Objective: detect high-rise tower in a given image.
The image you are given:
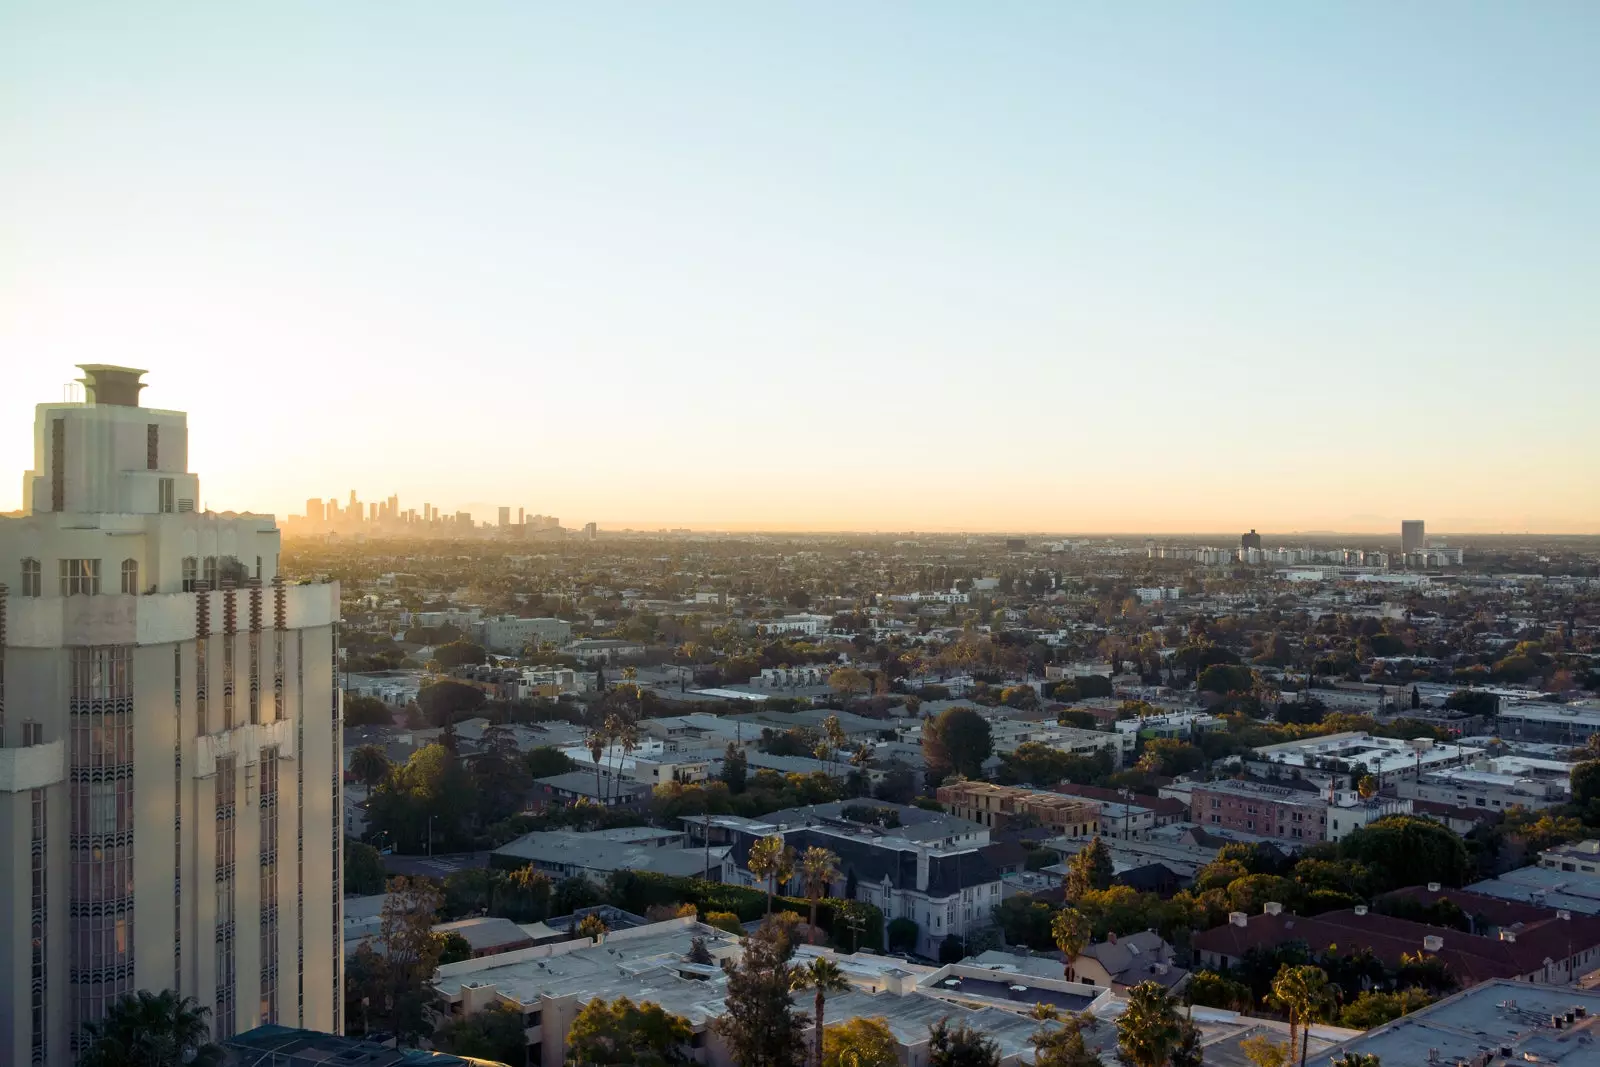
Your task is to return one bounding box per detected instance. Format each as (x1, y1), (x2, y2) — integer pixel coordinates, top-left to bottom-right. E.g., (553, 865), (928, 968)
(1401, 519), (1426, 554)
(0, 366), (343, 1062)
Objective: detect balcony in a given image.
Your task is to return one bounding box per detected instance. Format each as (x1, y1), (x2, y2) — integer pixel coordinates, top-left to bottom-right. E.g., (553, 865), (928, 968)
(0, 740), (67, 792)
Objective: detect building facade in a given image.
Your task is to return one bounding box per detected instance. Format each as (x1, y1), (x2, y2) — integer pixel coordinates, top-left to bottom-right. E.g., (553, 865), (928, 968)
(1188, 780), (1328, 843)
(0, 367), (342, 1063)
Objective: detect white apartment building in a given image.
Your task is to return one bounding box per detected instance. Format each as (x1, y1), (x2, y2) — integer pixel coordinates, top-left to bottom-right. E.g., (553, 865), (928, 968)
(0, 367), (342, 1064)
(478, 615), (571, 655)
(757, 613), (832, 636)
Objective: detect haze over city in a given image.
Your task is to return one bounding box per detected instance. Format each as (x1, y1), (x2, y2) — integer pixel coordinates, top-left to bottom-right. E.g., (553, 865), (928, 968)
(4, 2), (1597, 533)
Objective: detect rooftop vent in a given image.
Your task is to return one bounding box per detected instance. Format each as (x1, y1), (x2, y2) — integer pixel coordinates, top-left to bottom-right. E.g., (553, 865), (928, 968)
(1263, 902), (1284, 916)
(1423, 935), (1444, 952)
(77, 364), (147, 407)
(1428, 882), (1442, 892)
(1354, 905), (1369, 916)
(1229, 912), (1248, 928)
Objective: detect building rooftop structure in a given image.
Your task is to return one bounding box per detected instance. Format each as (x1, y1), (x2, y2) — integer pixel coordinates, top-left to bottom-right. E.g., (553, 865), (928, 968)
(1250, 731), (1482, 780)
(491, 830), (721, 881)
(1465, 865), (1600, 917)
(1319, 979), (1600, 1067)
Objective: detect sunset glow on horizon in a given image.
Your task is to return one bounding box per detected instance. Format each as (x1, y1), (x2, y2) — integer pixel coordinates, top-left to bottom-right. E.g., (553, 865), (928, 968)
(4, 3), (1596, 534)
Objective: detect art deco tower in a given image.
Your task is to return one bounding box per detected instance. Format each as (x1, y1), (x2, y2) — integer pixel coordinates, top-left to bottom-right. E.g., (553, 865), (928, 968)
(0, 366), (343, 1063)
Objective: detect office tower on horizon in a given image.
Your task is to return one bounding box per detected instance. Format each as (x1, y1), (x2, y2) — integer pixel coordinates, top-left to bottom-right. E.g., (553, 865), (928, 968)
(1402, 519), (1426, 554)
(0, 366), (343, 1062)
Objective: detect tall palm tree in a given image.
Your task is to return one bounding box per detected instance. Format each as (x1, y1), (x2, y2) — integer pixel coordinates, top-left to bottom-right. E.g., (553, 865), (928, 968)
(1116, 980), (1182, 1067)
(78, 989), (224, 1067)
(350, 744), (391, 791)
(1269, 964), (1336, 1067)
(586, 726), (608, 804)
(747, 834), (792, 915)
(800, 847), (841, 945)
(1051, 907), (1091, 981)
(794, 958), (850, 1067)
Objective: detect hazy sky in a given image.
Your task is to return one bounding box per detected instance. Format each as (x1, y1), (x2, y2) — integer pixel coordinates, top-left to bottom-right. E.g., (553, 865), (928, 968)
(3, 3), (1597, 533)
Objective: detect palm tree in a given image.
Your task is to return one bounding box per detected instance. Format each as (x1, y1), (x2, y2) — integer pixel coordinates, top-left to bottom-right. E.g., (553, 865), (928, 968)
(800, 847), (841, 945)
(78, 988), (224, 1067)
(350, 744), (391, 791)
(794, 958), (851, 1067)
(586, 726), (608, 804)
(1051, 908), (1091, 980)
(1269, 964), (1336, 1067)
(747, 834), (789, 915)
(1116, 980), (1182, 1067)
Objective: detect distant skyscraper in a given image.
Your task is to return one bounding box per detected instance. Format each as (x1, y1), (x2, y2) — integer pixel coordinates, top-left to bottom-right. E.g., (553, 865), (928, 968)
(0, 366), (343, 1060)
(497, 506), (511, 527)
(583, 522), (597, 540)
(1402, 520), (1426, 554)
(305, 497), (324, 523)
(1240, 529), (1262, 551)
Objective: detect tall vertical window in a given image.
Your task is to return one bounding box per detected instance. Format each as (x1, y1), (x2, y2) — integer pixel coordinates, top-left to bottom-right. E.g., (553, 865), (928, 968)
(30, 789), (47, 1066)
(59, 558), (101, 596)
(67, 647), (135, 1052)
(21, 558), (42, 597)
(51, 418), (65, 511)
(182, 557), (198, 592)
(203, 556), (218, 589)
(255, 556), (263, 581)
(158, 478), (175, 514)
(146, 423), (159, 469)
(214, 756), (238, 1038)
(173, 647), (183, 993)
(259, 748), (280, 1024)
(120, 559), (139, 594)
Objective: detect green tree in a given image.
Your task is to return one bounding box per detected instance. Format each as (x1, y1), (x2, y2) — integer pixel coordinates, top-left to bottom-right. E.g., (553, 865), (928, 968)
(1338, 815), (1468, 891)
(711, 917), (809, 1067)
(434, 1002), (527, 1065)
(1186, 970), (1252, 1012)
(1029, 1012), (1105, 1067)
(795, 958), (851, 1067)
(438, 931), (473, 964)
(1269, 965), (1335, 1067)
(1170, 1014), (1204, 1067)
(928, 1016), (1001, 1067)
(345, 839), (386, 895)
(887, 917), (919, 952)
(722, 742), (749, 793)
(579, 913), (611, 940)
(1571, 759), (1600, 806)
(922, 707), (994, 783)
(1338, 989), (1436, 1029)
(490, 865), (553, 923)
(435, 640), (488, 669)
(1240, 1034), (1292, 1067)
(526, 745), (576, 779)
(1067, 838), (1115, 900)
(351, 743), (392, 790)
(344, 876), (450, 1044)
(822, 1016), (899, 1067)
(417, 678), (488, 728)
(1052, 907), (1091, 978)
(1117, 981), (1183, 1067)
(344, 693), (396, 726)
(78, 989), (223, 1067)
(567, 995), (695, 1065)
(800, 846), (841, 945)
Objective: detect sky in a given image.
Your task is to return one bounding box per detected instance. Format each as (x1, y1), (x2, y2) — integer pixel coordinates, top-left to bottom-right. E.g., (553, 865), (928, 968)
(2, 2), (1597, 534)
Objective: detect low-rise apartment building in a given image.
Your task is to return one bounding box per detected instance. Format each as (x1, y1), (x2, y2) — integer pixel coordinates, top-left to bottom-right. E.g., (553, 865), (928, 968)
(1189, 779), (1329, 843)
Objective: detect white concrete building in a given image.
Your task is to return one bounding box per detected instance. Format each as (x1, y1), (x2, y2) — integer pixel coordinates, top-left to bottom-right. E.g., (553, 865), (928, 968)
(0, 367), (343, 1063)
(757, 613), (832, 636)
(478, 615), (571, 654)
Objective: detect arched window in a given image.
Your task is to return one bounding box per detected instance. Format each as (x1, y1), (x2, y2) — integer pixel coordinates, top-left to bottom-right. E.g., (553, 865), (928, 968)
(21, 557), (42, 597)
(182, 557), (198, 592)
(121, 558), (139, 594)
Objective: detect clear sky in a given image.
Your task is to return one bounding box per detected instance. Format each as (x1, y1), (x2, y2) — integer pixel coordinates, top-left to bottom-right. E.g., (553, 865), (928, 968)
(3, 2), (1596, 533)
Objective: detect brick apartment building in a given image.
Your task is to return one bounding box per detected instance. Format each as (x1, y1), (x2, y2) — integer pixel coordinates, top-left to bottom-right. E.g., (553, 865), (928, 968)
(1188, 779), (1328, 843)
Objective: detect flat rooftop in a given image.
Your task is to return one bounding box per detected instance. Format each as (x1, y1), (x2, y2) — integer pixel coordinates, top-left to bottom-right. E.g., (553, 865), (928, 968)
(1322, 978), (1600, 1066)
